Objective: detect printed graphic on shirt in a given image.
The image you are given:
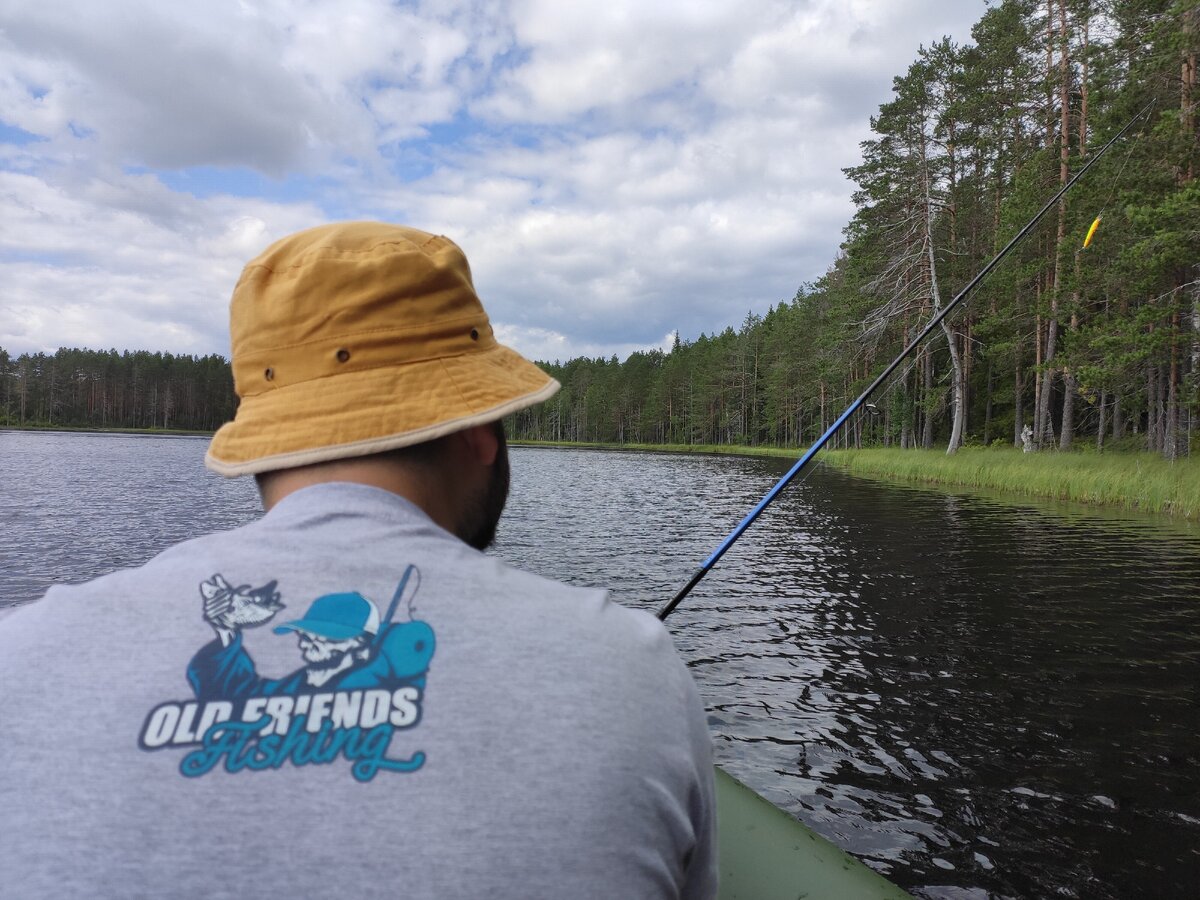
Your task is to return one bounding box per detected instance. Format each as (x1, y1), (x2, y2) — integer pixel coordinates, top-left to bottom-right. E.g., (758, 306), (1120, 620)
(139, 567), (435, 782)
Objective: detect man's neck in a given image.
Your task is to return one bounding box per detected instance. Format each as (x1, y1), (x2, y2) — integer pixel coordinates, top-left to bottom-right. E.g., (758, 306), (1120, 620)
(258, 457), (458, 535)
(256, 425), (498, 545)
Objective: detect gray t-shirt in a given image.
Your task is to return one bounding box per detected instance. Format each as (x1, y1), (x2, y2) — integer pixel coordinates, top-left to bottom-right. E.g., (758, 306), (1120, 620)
(0, 482), (716, 899)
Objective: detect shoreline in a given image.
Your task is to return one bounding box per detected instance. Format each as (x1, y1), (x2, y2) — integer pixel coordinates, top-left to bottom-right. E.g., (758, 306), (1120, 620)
(9, 428), (1195, 520)
(1, 424), (213, 437)
(820, 447), (1200, 521)
(514, 440), (1199, 521)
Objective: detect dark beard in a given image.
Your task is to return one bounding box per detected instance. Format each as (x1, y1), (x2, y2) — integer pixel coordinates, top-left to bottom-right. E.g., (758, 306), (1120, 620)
(463, 420), (510, 551)
(306, 646), (354, 671)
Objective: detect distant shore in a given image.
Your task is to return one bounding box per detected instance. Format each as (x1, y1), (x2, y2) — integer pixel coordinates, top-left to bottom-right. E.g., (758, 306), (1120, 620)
(1, 424), (213, 437)
(512, 439), (801, 458)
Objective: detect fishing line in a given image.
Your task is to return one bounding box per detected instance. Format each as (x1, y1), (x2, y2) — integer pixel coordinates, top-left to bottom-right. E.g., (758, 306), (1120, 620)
(657, 99), (1156, 622)
(1083, 105), (1151, 249)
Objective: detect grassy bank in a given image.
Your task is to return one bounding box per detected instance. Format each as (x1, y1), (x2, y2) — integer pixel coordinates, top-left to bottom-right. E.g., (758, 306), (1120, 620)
(516, 440), (1199, 520)
(823, 447), (1200, 520)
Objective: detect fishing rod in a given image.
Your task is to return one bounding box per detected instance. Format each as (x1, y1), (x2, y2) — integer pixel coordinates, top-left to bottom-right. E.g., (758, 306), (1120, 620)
(373, 564), (418, 649)
(657, 99), (1155, 622)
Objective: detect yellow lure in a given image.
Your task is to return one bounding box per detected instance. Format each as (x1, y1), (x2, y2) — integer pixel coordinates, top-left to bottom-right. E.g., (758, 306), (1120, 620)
(1082, 215), (1102, 249)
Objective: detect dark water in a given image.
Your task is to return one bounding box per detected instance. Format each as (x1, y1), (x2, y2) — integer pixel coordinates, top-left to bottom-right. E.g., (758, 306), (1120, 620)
(3, 431), (1200, 898)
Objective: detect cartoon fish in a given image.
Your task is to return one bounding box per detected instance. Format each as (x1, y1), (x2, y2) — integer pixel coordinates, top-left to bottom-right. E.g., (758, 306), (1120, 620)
(200, 575), (284, 629)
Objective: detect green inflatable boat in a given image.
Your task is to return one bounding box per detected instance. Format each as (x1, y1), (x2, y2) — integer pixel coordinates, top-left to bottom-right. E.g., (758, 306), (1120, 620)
(715, 766), (912, 899)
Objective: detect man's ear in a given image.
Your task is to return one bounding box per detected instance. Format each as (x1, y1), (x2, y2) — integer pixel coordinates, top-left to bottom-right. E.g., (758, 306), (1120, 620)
(457, 422), (500, 466)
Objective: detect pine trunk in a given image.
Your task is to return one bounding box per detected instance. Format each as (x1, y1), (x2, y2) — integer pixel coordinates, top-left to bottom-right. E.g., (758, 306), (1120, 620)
(1061, 8), (1089, 450)
(922, 350), (934, 449)
(1166, 307), (1181, 460)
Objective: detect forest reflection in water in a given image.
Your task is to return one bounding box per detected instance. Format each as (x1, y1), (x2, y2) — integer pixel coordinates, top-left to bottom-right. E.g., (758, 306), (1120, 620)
(3, 431), (1199, 898)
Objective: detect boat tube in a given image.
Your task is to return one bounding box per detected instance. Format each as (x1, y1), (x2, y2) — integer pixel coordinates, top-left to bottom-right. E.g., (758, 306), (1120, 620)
(715, 766), (912, 899)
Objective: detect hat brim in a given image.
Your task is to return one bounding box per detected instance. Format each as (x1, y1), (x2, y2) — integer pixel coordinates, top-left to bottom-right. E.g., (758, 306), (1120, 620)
(273, 620), (363, 640)
(206, 343), (559, 477)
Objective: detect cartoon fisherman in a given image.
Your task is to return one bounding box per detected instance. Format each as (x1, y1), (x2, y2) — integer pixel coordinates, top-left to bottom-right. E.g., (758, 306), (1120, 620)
(187, 571), (435, 701)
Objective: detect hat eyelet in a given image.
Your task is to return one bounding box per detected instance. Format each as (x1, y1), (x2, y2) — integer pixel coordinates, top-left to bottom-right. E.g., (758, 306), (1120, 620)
(264, 367), (274, 382)
(336, 348), (351, 363)
(470, 328), (479, 341)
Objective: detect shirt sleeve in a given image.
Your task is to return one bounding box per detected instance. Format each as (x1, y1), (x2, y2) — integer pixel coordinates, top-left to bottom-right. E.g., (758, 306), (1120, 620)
(186, 633), (280, 699)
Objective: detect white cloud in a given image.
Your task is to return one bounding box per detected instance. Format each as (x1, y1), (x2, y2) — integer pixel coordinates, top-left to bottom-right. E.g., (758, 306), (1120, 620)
(493, 322), (674, 366)
(0, 167), (324, 355)
(477, 0), (754, 124)
(1, 3), (336, 173)
(0, 0), (988, 363)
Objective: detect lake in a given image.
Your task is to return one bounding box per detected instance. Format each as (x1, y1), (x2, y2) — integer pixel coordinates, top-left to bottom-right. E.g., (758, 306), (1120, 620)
(3, 429), (1199, 898)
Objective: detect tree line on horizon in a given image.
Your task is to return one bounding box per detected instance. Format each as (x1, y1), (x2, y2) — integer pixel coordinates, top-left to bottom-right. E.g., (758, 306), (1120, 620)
(0, 347), (235, 433)
(2, 1), (1196, 458)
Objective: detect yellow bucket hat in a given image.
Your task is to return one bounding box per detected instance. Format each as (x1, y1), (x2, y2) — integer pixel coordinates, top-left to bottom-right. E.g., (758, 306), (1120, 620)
(205, 222), (560, 476)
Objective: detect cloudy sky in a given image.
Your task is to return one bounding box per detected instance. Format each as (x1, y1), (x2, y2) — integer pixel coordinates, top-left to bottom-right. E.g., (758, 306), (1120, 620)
(0, 0), (987, 364)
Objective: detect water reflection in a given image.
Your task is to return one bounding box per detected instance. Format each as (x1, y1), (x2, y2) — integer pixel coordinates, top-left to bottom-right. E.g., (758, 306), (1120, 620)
(3, 433), (1199, 898)
(503, 447), (1200, 899)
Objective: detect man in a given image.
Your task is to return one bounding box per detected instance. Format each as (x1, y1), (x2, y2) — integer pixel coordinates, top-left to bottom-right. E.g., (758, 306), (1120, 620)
(187, 579), (436, 698)
(0, 223), (717, 898)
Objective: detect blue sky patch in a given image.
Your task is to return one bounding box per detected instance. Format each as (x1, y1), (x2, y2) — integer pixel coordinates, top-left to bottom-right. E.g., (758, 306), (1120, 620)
(1, 247), (79, 267)
(149, 166), (322, 204)
(0, 122), (43, 146)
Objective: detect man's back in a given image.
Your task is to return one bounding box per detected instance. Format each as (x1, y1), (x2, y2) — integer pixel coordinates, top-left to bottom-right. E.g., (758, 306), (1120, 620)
(0, 482), (716, 899)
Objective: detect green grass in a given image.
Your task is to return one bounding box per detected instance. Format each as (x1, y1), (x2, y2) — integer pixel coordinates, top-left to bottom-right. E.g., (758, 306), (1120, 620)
(823, 446), (1200, 520)
(515, 439), (1200, 520)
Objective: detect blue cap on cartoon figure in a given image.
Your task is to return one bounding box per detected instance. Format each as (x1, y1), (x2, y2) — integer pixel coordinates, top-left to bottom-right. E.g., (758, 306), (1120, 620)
(273, 592), (381, 640)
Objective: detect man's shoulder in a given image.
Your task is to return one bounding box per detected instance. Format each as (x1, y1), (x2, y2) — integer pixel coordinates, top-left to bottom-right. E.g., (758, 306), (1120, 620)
(473, 554), (685, 675)
(478, 553), (662, 632)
